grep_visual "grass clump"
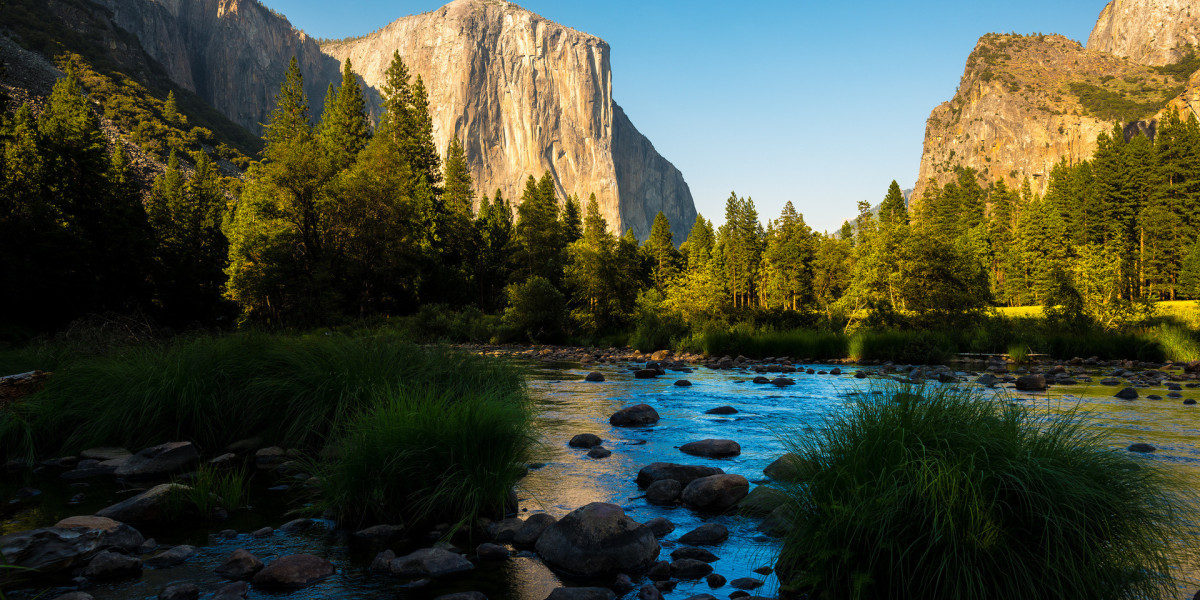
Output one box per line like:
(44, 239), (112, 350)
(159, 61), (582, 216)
(315, 383), (537, 530)
(775, 384), (1197, 600)
(166, 464), (250, 518)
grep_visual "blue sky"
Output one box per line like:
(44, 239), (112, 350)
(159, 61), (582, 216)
(261, 0), (1109, 232)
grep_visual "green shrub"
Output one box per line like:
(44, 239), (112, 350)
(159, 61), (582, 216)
(847, 330), (955, 364)
(502, 277), (567, 343)
(775, 385), (1197, 600)
(166, 464), (249, 517)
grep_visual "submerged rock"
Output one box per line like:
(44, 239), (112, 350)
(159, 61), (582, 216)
(584, 372), (606, 382)
(677, 523), (728, 545)
(544, 588), (616, 600)
(610, 404), (660, 427)
(587, 447), (612, 459)
(671, 558), (714, 579)
(251, 554), (334, 589)
(215, 548), (264, 580)
(82, 550), (142, 580)
(646, 479), (683, 505)
(643, 517), (675, 538)
(705, 406), (737, 415)
(1115, 387), (1139, 400)
(671, 547), (719, 562)
(158, 583), (200, 600)
(534, 502), (660, 577)
(1128, 443), (1157, 453)
(1014, 374), (1046, 392)
(680, 439), (741, 458)
(569, 434), (602, 448)
(144, 544), (197, 568)
(682, 474), (749, 512)
(389, 547), (474, 578)
(636, 463), (724, 488)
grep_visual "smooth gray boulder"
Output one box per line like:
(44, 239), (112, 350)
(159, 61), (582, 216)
(739, 486), (787, 517)
(677, 523), (728, 545)
(763, 454), (804, 482)
(682, 474), (749, 512)
(389, 547), (474, 578)
(635, 463), (724, 488)
(251, 554), (334, 589)
(159, 583), (200, 600)
(671, 558), (714, 579)
(670, 547), (718, 562)
(645, 479), (682, 505)
(534, 502), (660, 577)
(95, 484), (188, 523)
(113, 442), (198, 479)
(568, 434), (602, 448)
(514, 513), (557, 547)
(610, 404), (660, 427)
(215, 548), (264, 580)
(680, 439), (741, 458)
(643, 517), (675, 539)
(144, 544), (197, 568)
(82, 550), (142, 580)
(54, 516), (144, 553)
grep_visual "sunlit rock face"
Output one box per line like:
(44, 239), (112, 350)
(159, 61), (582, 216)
(95, 0), (697, 241)
(1088, 0), (1200, 66)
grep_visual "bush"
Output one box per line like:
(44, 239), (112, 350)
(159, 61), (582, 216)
(502, 277), (566, 343)
(775, 385), (1196, 600)
(847, 330), (955, 364)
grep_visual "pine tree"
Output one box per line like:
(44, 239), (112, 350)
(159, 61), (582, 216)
(562, 193), (583, 246)
(879, 180), (907, 224)
(566, 194), (624, 332)
(643, 211), (680, 291)
(475, 189), (516, 309)
(683, 214), (715, 273)
(317, 59), (371, 171)
(163, 90), (181, 125)
(515, 172), (563, 284)
(409, 76), (441, 188)
(761, 201), (815, 310)
(263, 57), (311, 153)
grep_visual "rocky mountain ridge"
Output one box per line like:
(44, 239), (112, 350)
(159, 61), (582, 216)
(912, 0), (1200, 206)
(88, 0), (696, 240)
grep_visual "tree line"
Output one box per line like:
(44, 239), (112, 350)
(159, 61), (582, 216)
(2, 54), (1198, 341)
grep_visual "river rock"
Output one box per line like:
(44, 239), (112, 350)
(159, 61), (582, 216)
(353, 524), (405, 541)
(643, 517), (675, 538)
(730, 578), (764, 590)
(705, 406), (737, 415)
(569, 434), (602, 448)
(49, 594), (94, 600)
(752, 377), (771, 384)
(1128, 443), (1157, 453)
(225, 437), (262, 454)
(476, 543), (509, 561)
(435, 593), (487, 600)
(975, 374), (998, 386)
(254, 447), (286, 469)
(82, 550), (142, 580)
(514, 513), (557, 546)
(677, 523), (728, 545)
(634, 369), (660, 379)
(216, 549), (264, 580)
(534, 502), (660, 577)
(584, 372), (606, 382)
(587, 446), (612, 459)
(739, 486), (787, 517)
(545, 588), (616, 600)
(370, 549), (396, 571)
(763, 454), (804, 482)
(1185, 399), (1197, 405)
(706, 574), (726, 588)
(1115, 387), (1139, 400)
(646, 479), (682, 505)
(771, 377), (795, 386)
(389, 547), (474, 578)
(675, 380), (692, 387)
(682, 474), (749, 512)
(145, 544), (197, 568)
(80, 447), (131, 462)
(0, 527), (110, 575)
(159, 583), (200, 600)
(489, 517), (523, 542)
(95, 483), (188, 523)
(636, 463), (724, 488)
(279, 518), (314, 533)
(214, 581), (249, 599)
(610, 404), (660, 426)
(1015, 374), (1046, 391)
(671, 558), (714, 579)
(251, 554), (334, 589)
(757, 505), (793, 537)
(112, 442), (198, 480)
(685, 595), (718, 600)
(680, 439), (741, 458)
(672, 547), (719, 562)
(54, 516), (144, 552)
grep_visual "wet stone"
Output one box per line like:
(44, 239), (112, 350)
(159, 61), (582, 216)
(569, 434), (602, 448)
(544, 588), (616, 600)
(644, 517), (676, 538)
(158, 583), (199, 600)
(671, 547), (719, 562)
(646, 479), (683, 505)
(729, 578), (764, 590)
(705, 406), (738, 415)
(1128, 443), (1157, 453)
(678, 523), (729, 545)
(587, 447), (612, 459)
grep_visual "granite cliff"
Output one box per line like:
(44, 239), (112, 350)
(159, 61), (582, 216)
(89, 0), (695, 240)
(913, 0), (1200, 206)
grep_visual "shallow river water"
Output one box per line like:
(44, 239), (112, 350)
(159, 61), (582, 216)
(6, 360), (1200, 599)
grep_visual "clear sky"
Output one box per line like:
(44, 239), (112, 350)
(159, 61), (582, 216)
(260, 0), (1110, 233)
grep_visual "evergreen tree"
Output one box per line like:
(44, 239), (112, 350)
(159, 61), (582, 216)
(318, 59), (371, 170)
(720, 192), (763, 308)
(163, 90), (180, 125)
(561, 193), (583, 246)
(423, 136), (476, 304)
(643, 211), (680, 291)
(566, 195), (625, 332)
(475, 189), (516, 310)
(408, 76), (442, 189)
(515, 172), (563, 284)
(761, 201), (815, 310)
(683, 214), (715, 273)
(879, 180), (907, 224)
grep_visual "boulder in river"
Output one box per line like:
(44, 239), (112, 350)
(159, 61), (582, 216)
(159, 583), (200, 600)
(1128, 443), (1157, 453)
(0, 520), (137, 576)
(113, 442), (199, 480)
(671, 547), (719, 562)
(534, 502), (660, 577)
(671, 558), (714, 579)
(1115, 387), (1139, 400)
(54, 516), (144, 553)
(82, 550), (142, 580)
(643, 517), (675, 538)
(389, 547), (474, 578)
(95, 483), (189, 523)
(215, 548), (264, 580)
(584, 372), (606, 382)
(739, 486), (787, 517)
(763, 454), (804, 482)
(682, 474), (749, 512)
(705, 406), (737, 415)
(645, 479), (683, 505)
(587, 446), (612, 459)
(144, 544), (197, 568)
(514, 513), (557, 547)
(1014, 375), (1046, 392)
(636, 463), (724, 488)
(251, 554), (335, 589)
(680, 439), (741, 458)
(677, 523), (728, 545)
(569, 434), (602, 448)
(634, 369), (660, 379)
(610, 404), (660, 427)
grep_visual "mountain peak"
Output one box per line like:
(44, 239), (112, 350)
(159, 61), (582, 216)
(1088, 0), (1200, 66)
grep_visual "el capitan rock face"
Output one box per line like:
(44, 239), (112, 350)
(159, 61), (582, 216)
(1088, 0), (1200, 66)
(91, 0), (696, 241)
(322, 0), (696, 240)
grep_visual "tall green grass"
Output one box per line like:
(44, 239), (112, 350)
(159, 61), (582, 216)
(775, 385), (1197, 600)
(0, 332), (524, 457)
(315, 385), (537, 530)
(683, 328), (848, 359)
